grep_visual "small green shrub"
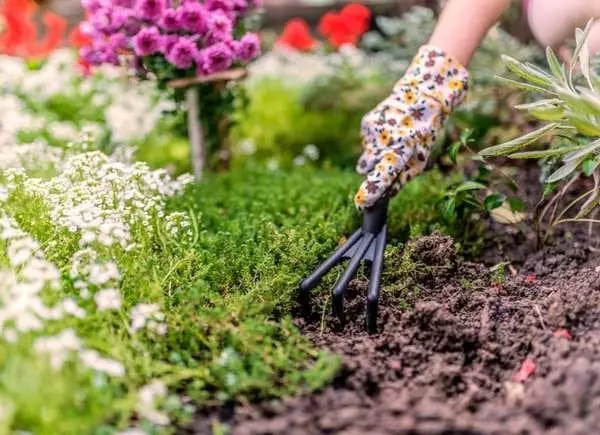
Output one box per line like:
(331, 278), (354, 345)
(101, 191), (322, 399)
(480, 20), (600, 237)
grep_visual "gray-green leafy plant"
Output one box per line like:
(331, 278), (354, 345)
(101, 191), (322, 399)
(480, 19), (600, 238)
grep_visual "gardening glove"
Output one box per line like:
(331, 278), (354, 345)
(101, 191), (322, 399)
(354, 45), (469, 210)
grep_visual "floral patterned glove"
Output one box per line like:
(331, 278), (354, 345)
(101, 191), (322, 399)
(354, 45), (469, 210)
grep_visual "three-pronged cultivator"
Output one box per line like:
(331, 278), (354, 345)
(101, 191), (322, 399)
(299, 197), (389, 334)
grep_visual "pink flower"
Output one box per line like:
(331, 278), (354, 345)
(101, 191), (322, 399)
(198, 41), (233, 74)
(133, 26), (163, 56)
(166, 36), (199, 69)
(134, 0), (165, 21)
(160, 8), (180, 31)
(237, 32), (260, 61)
(178, 2), (209, 34)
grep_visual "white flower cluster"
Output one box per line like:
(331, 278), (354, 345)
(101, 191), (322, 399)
(104, 81), (176, 144)
(0, 214), (85, 341)
(0, 49), (176, 172)
(34, 329), (125, 376)
(248, 45), (379, 86)
(70, 248), (122, 309)
(130, 303), (167, 335)
(165, 211), (193, 239)
(12, 151), (193, 251)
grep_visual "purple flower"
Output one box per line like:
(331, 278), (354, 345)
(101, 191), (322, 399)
(198, 42), (233, 74)
(205, 0), (233, 13)
(166, 37), (199, 70)
(80, 46), (103, 66)
(81, 0), (105, 13)
(232, 0), (248, 13)
(89, 8), (113, 34)
(178, 3), (209, 34)
(134, 0), (165, 21)
(160, 8), (180, 31)
(207, 11), (233, 43)
(110, 7), (133, 31)
(109, 33), (128, 51)
(133, 27), (163, 56)
(237, 33), (260, 61)
(161, 34), (179, 54)
(113, 0), (134, 6)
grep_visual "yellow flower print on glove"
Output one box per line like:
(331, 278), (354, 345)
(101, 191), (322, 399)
(354, 45), (470, 210)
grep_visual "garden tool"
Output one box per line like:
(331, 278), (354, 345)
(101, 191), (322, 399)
(299, 195), (389, 334)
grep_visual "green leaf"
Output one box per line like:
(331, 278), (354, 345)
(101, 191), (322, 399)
(459, 129), (474, 146)
(546, 47), (567, 83)
(582, 158), (600, 176)
(508, 197), (526, 212)
(494, 75), (556, 95)
(565, 113), (600, 136)
(546, 158), (583, 183)
(448, 141), (461, 164)
(441, 197), (456, 220)
(479, 123), (560, 157)
(514, 99), (565, 121)
(543, 182), (558, 198)
(570, 19), (594, 86)
(576, 190), (600, 218)
(502, 55), (555, 87)
(563, 138), (600, 162)
(484, 193), (506, 211)
(454, 181), (486, 193)
(509, 145), (584, 159)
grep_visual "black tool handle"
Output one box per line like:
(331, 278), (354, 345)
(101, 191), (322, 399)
(362, 195), (389, 234)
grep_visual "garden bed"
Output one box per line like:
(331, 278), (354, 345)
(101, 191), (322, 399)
(189, 166), (600, 435)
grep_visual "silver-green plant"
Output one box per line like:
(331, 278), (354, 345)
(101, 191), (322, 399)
(480, 19), (600, 236)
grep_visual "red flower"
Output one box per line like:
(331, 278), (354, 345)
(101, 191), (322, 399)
(33, 12), (68, 57)
(328, 29), (359, 48)
(69, 24), (91, 48)
(277, 18), (316, 51)
(317, 11), (339, 37)
(317, 3), (371, 49)
(340, 3), (371, 36)
(0, 0), (68, 58)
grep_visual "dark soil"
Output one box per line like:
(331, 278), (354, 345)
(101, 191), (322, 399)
(189, 170), (600, 435)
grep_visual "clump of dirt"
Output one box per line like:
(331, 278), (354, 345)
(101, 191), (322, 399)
(190, 228), (600, 435)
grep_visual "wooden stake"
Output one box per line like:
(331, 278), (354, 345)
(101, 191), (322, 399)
(168, 68), (247, 180)
(185, 87), (205, 180)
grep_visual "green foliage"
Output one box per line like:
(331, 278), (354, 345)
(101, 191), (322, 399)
(231, 78), (369, 169)
(480, 20), (600, 233)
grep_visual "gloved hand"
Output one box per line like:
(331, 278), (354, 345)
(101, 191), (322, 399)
(354, 45), (469, 210)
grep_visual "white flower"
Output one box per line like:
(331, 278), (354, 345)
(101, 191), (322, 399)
(80, 350), (125, 377)
(303, 144), (320, 161)
(62, 298), (86, 319)
(130, 303), (166, 335)
(94, 288), (122, 311)
(137, 380), (170, 426)
(238, 139), (256, 155)
(293, 156), (306, 167)
(266, 159), (280, 171)
(34, 329), (82, 369)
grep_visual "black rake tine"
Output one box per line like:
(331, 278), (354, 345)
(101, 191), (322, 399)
(366, 225), (387, 334)
(299, 228), (363, 311)
(332, 233), (375, 321)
